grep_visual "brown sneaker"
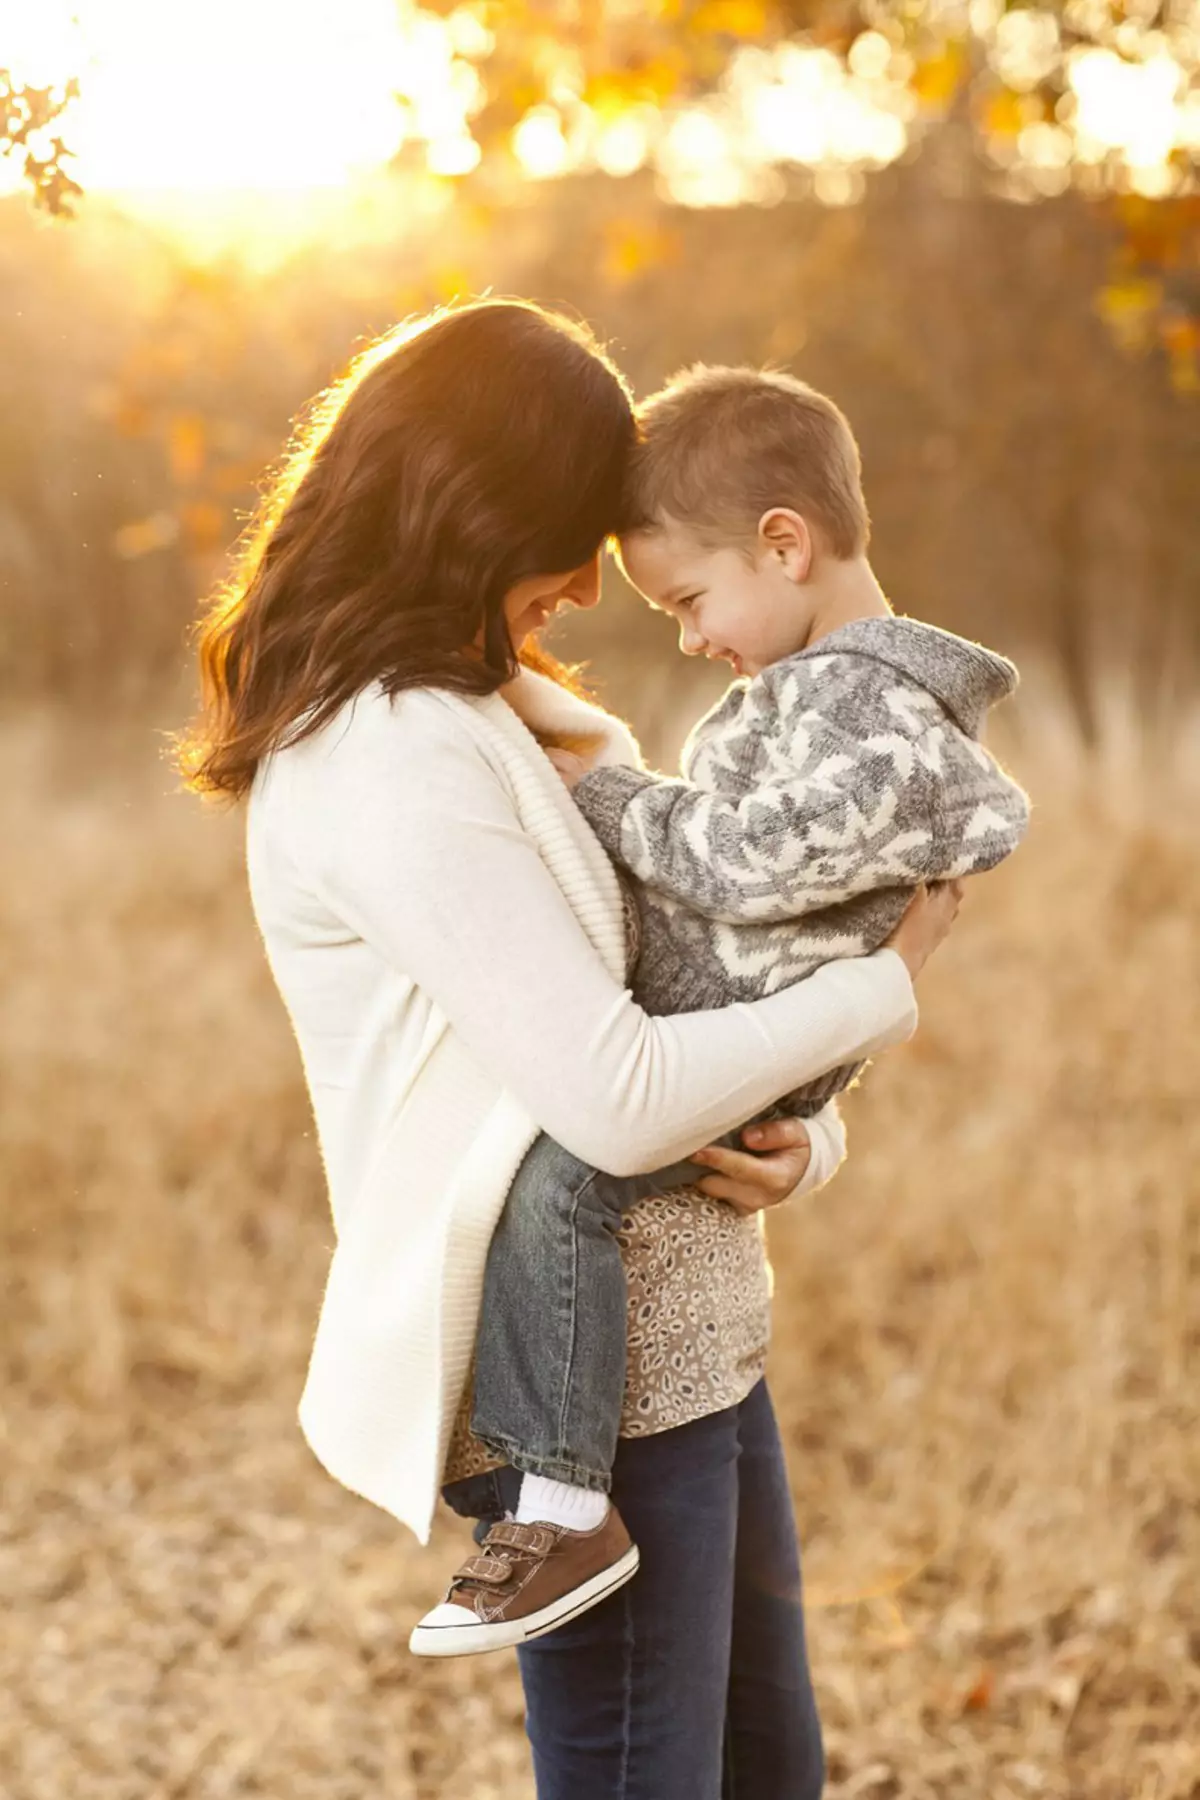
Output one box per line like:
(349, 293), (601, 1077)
(408, 1509), (639, 1658)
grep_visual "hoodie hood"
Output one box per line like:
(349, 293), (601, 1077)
(799, 616), (1019, 739)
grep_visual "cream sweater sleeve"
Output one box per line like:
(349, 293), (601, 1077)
(787, 1100), (847, 1201)
(298, 707), (918, 1177)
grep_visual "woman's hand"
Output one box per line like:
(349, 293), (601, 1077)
(545, 747), (591, 791)
(687, 1115), (812, 1216)
(883, 878), (966, 980)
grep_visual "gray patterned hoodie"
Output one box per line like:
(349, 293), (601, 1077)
(572, 616), (1031, 1117)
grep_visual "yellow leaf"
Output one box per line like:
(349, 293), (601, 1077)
(585, 70), (644, 122)
(1159, 313), (1199, 355)
(168, 413), (207, 485)
(113, 396), (151, 439)
(1169, 350), (1200, 394)
(691, 0), (770, 38)
(180, 501), (226, 554)
(508, 80), (545, 117)
(625, 52), (689, 107)
(212, 458), (266, 496)
(112, 512), (180, 560)
(1098, 277), (1162, 321)
(983, 87), (1026, 140)
(912, 41), (966, 109)
(603, 220), (682, 286)
(1096, 278), (1161, 355)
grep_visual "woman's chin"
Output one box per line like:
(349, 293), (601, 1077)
(518, 609), (551, 643)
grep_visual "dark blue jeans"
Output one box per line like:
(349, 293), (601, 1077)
(447, 1380), (825, 1800)
(468, 1116), (790, 1491)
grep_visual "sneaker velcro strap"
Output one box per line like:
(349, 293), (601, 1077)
(485, 1521), (557, 1559)
(455, 1553), (514, 1587)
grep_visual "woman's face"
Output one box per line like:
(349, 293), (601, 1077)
(501, 552), (603, 649)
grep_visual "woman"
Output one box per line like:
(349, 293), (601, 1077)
(176, 298), (959, 1799)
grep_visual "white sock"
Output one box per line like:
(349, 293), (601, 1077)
(515, 1473), (610, 1532)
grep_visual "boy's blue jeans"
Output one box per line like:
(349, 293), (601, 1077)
(456, 1109), (788, 1496)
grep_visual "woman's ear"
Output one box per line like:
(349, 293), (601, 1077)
(757, 508), (813, 583)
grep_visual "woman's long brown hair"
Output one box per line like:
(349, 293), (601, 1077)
(170, 298), (637, 802)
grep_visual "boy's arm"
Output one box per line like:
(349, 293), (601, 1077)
(915, 728), (1030, 878)
(572, 759), (882, 923)
(573, 719), (1029, 925)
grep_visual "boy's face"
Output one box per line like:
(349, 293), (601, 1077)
(617, 519), (812, 680)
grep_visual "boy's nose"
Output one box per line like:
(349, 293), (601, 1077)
(680, 626), (706, 656)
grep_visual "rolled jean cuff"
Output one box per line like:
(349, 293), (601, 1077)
(441, 1467), (512, 1523)
(470, 1428), (614, 1495)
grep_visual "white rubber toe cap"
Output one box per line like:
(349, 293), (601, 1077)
(414, 1602), (478, 1630)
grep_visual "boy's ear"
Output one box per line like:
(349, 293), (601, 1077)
(757, 507), (812, 582)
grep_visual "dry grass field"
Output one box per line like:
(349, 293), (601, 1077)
(3, 693), (1198, 1800)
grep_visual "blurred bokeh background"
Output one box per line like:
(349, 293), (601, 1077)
(3, 3), (1198, 1796)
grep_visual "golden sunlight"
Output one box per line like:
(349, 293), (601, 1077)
(0, 0), (467, 195)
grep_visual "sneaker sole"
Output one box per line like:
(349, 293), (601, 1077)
(407, 1544), (641, 1658)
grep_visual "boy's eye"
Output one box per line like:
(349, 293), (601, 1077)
(676, 595), (698, 610)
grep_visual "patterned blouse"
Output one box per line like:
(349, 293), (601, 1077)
(442, 866), (772, 1485)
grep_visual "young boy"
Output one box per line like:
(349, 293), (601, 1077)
(410, 366), (1031, 1657)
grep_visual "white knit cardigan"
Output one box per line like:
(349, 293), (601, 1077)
(244, 668), (917, 1542)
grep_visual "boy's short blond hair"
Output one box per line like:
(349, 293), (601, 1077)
(624, 364), (869, 560)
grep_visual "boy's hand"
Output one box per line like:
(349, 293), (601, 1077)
(545, 747), (591, 791)
(687, 1117), (812, 1215)
(884, 879), (965, 980)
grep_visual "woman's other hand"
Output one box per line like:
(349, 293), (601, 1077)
(545, 747), (591, 791)
(687, 1115), (812, 1216)
(883, 878), (965, 981)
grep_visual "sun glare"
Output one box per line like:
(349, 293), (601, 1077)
(0, 0), (459, 195)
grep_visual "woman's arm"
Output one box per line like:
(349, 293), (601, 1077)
(791, 1101), (847, 1195)
(299, 706), (918, 1177)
